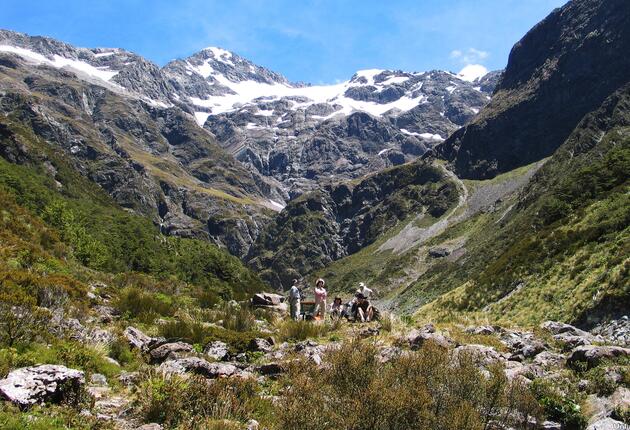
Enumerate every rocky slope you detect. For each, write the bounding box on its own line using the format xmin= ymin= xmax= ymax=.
xmin=0 ymin=30 xmax=288 ymax=257
xmin=430 ymin=0 xmax=630 ymax=179
xmin=246 ymin=161 xmax=459 ymax=289
xmin=0 ymin=29 xmax=498 ymax=255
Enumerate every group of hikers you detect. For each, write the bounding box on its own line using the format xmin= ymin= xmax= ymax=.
xmin=287 ymin=278 xmax=377 ymax=322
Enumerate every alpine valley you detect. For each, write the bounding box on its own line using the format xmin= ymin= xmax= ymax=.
xmin=0 ymin=0 xmax=628 ymax=429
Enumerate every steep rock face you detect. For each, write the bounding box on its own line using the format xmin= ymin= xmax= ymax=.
xmin=431 ymin=0 xmax=630 ymax=179
xmin=246 ymin=161 xmax=458 ymax=289
xmin=0 ymin=46 xmax=282 ymax=257
xmin=197 ymin=68 xmax=495 ymax=196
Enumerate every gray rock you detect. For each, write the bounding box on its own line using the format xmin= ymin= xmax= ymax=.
xmin=568 ymin=345 xmax=630 ymax=369
xmin=249 ymin=338 xmax=273 ymax=353
xmin=137 ymin=424 xmax=163 ymax=430
xmin=465 ymin=325 xmax=495 ymax=335
xmin=149 ymin=342 xmax=193 ymax=364
xmin=160 ymin=357 xmax=239 ymax=378
xmin=533 ymin=351 xmax=566 ymax=368
xmin=454 ymin=344 xmax=505 ymax=367
xmin=407 ymin=330 xmax=453 ymax=350
xmin=89 ymin=373 xmax=107 ymax=386
xmin=123 ymin=326 xmax=153 ymax=350
xmin=428 ymin=247 xmax=450 ymax=258
xmin=203 ymin=341 xmax=230 ymax=361
xmin=541 ymin=421 xmax=562 ymax=430
xmin=586 ymin=417 xmax=627 ymax=430
xmin=246 ymin=419 xmax=260 ymax=430
xmin=256 ymin=363 xmax=284 ymax=376
xmin=0 ymin=365 xmax=85 ymax=407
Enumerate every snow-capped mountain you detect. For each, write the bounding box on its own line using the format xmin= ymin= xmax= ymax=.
xmin=0 ymin=29 xmax=500 ymax=197
xmin=164 ymin=46 xmax=499 ymax=195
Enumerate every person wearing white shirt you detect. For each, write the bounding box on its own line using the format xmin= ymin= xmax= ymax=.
xmin=288 ymin=279 xmax=301 ymax=320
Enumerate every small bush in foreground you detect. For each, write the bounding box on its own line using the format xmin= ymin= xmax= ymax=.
xmin=276 ymin=320 xmax=330 ymax=342
xmin=135 ymin=371 xmax=271 ymax=428
xmin=276 ymin=339 xmax=541 ymax=430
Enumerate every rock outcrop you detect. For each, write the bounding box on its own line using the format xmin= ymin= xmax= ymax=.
xmin=0 ymin=365 xmax=85 ymax=407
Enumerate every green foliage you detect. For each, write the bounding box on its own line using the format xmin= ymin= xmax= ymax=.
xmin=531 ymin=379 xmax=587 ymax=430
xmin=135 ymin=372 xmax=271 ymax=428
xmin=0 ymin=340 xmax=120 ymax=380
xmin=0 ymin=403 xmax=108 ymax=430
xmin=0 ymin=286 xmax=51 ymax=347
xmin=276 ymin=320 xmax=330 ymax=342
xmin=276 ymin=340 xmax=540 ymax=430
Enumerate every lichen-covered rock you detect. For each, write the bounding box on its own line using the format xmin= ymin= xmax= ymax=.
xmin=124 ymin=326 xmax=153 ymax=350
xmin=586 ymin=417 xmax=627 ymax=430
xmin=407 ymin=330 xmax=453 ymax=350
xmin=160 ymin=358 xmax=239 ymax=379
xmin=568 ymin=345 xmax=630 ymax=369
xmin=0 ymin=365 xmax=85 ymax=407
xmin=204 ymin=341 xmax=230 ymax=361
xmin=148 ymin=342 xmax=193 ymax=363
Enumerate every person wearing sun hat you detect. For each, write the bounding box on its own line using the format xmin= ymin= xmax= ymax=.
xmin=313 ymin=278 xmax=328 ymax=320
xmin=358 ymin=282 xmax=373 ymax=299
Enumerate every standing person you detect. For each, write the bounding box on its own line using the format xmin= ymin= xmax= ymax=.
xmin=288 ymin=279 xmax=301 ymax=321
xmin=313 ymin=278 xmax=328 ymax=320
xmin=358 ymin=282 xmax=373 ymax=299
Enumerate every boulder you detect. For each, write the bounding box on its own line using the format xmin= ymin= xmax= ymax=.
xmin=0 ymin=365 xmax=85 ymax=407
xmin=249 ymin=338 xmax=273 ymax=353
xmin=428 ymin=247 xmax=450 ymax=258
xmin=160 ymin=358 xmax=239 ymax=378
xmin=89 ymin=373 xmax=107 ymax=386
xmin=541 ymin=321 xmax=590 ymax=336
xmin=465 ymin=325 xmax=495 ymax=336
xmin=378 ymin=346 xmax=403 ymax=363
xmin=568 ymin=345 xmax=630 ymax=369
xmin=251 ymin=292 xmax=285 ymax=306
xmin=533 ymin=351 xmax=566 ymax=368
xmin=541 ymin=422 xmax=562 ymax=430
xmin=124 ymin=326 xmax=153 ymax=350
xmin=407 ymin=330 xmax=453 ymax=350
xmin=148 ymin=342 xmax=193 ymax=364
xmin=586 ymin=418 xmax=626 ymax=430
xmin=554 ymin=333 xmax=592 ymax=349
xmin=256 ymin=363 xmax=284 ymax=376
xmin=454 ymin=344 xmax=504 ymax=366
xmin=204 ymin=341 xmax=230 ymax=361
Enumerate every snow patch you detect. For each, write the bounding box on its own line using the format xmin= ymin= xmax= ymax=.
xmin=457 ymin=64 xmax=488 ymax=82
xmin=0 ymin=45 xmax=118 ymax=81
xmin=194 ymin=112 xmax=211 ymax=126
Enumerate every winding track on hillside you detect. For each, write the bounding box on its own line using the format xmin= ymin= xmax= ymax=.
xmin=377 ymin=163 xmax=468 ymax=255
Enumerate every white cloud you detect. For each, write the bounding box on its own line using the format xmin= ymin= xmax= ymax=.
xmin=450 ymin=47 xmax=489 ymax=65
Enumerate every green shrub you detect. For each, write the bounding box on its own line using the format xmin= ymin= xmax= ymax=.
xmin=276 ymin=320 xmax=330 ymax=342
xmin=0 ymin=403 xmax=108 ymax=430
xmin=0 ymin=286 xmax=51 ymax=347
xmin=115 ymin=287 xmax=174 ymax=321
xmin=135 ymin=371 xmax=271 ymax=428
xmin=276 ymin=339 xmax=540 ymax=430
xmin=531 ymin=379 xmax=587 ymax=430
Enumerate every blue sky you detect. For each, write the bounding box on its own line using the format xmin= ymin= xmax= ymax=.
xmin=1 ymin=0 xmax=567 ymax=84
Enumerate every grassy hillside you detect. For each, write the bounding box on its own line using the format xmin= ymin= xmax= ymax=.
xmin=410 ymin=85 xmax=630 ymax=325
xmin=0 ymin=117 xmax=266 ymax=304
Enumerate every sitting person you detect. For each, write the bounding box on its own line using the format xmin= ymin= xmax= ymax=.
xmin=355 ymin=294 xmax=374 ymax=322
xmin=350 ymin=294 xmax=374 ymax=322
xmin=330 ymin=297 xmax=344 ymax=319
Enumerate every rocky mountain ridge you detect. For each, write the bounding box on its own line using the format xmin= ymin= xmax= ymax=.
xmin=0 ymin=29 xmax=499 ymax=199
